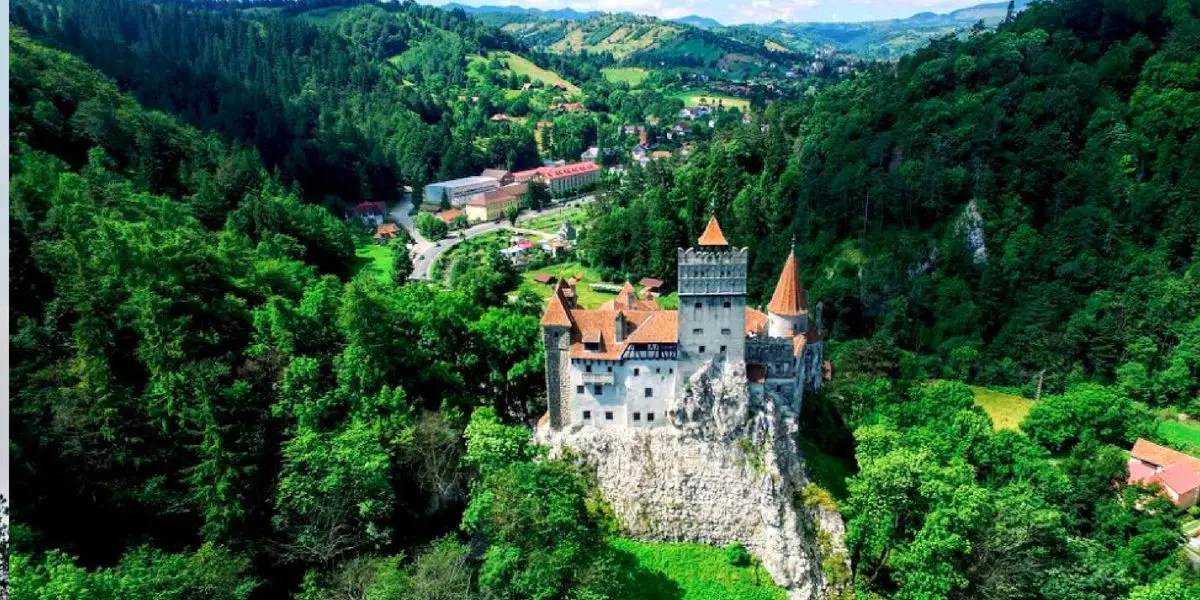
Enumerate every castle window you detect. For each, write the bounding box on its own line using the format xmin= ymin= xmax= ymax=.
xmin=583 ymin=410 xmax=591 ymax=420
xmin=655 ymin=367 xmax=661 ymax=374
xmin=698 ymin=346 xmax=706 ymax=353
xmin=593 ymin=385 xmax=603 ymax=395
xmin=605 ymin=411 xmax=613 ymax=421
xmin=647 ymin=412 xmax=655 ymax=422
xmin=607 ymin=366 xmax=612 ymax=373
xmin=720 ymin=345 xmax=727 ymax=353
xmin=633 ymin=412 xmax=641 ymax=421
xmin=644 ymin=388 xmax=653 ymax=398
xmin=693 ymin=302 xmax=702 ymax=319
xmin=669 ymin=368 xmax=674 ymax=374
xmin=576 ymin=385 xmax=584 ymax=394
xmin=692 ymin=328 xmax=703 ymax=335
xmin=721 ymin=328 xmax=732 ymax=335
xmin=723 ymin=301 xmax=731 ymax=309
xmin=586 ymin=365 xmax=592 ymax=373
xmin=634 ymin=368 xmax=640 ymax=376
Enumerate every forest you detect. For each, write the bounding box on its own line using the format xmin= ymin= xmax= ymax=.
xmin=8 ymin=0 xmax=1200 ymax=599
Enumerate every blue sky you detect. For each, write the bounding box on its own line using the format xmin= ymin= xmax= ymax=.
xmin=429 ymin=0 xmax=993 ymax=25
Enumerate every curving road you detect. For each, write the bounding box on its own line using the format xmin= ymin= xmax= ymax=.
xmin=391 ymin=196 xmax=593 ymax=280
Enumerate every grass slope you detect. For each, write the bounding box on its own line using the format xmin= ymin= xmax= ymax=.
xmin=489 ymin=51 xmax=580 ymax=93
xmin=1158 ymin=419 xmax=1200 ymax=454
xmin=612 ymin=539 xmax=788 ymax=600
xmin=353 ymin=242 xmax=395 ymax=284
xmin=672 ymin=90 xmax=751 ymax=112
xmin=970 ymin=385 xmax=1034 ymax=430
xmin=601 ymin=66 xmax=650 ymax=86
xmin=518 ymin=261 xmax=624 ymax=309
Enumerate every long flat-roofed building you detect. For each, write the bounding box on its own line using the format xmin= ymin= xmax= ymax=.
xmin=424 ymin=175 xmax=501 ymax=207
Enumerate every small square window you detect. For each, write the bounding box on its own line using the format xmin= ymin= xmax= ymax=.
xmin=693 ymin=328 xmax=703 ymax=335
xmin=645 ymin=388 xmax=653 ymax=398
xmin=576 ymin=385 xmax=584 ymax=394
xmin=647 ymin=412 xmax=655 ymax=422
xmin=607 ymin=366 xmax=612 ymax=372
xmin=723 ymin=301 xmax=731 ymax=309
xmin=656 ymin=367 xmax=661 ymax=374
xmin=586 ymin=365 xmax=592 ymax=373
xmin=698 ymin=346 xmax=706 ymax=353
xmin=605 ymin=411 xmax=613 ymax=421
xmin=583 ymin=410 xmax=592 ymax=420
xmin=633 ymin=412 xmax=641 ymax=421
xmin=593 ymin=385 xmax=603 ymax=395
xmin=720 ymin=345 xmax=727 ymax=353
xmin=669 ymin=368 xmax=674 ymax=374
xmin=721 ymin=328 xmax=731 ymax=335
xmin=634 ymin=368 xmax=640 ymax=376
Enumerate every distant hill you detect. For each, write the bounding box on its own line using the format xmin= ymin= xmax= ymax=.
xmin=673 ymin=15 xmax=722 ymax=30
xmin=442 ymin=3 xmax=601 ymax=21
xmin=749 ymin=0 xmax=1031 ymax=58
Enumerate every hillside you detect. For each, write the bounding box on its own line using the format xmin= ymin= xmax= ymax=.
xmin=750 ymin=0 xmax=1031 ymax=58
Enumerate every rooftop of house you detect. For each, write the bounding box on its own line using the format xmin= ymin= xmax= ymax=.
xmin=480 ymin=168 xmax=511 ymax=180
xmin=467 ymin=183 xmax=527 ymax=207
xmin=514 ymin=161 xmax=600 ymax=182
xmin=1131 ymin=438 xmax=1200 ymax=472
xmin=435 ymin=209 xmax=462 ymax=224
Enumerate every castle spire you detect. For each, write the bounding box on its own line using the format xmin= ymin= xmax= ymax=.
xmin=767 ymin=248 xmax=807 ymax=317
xmin=541 ymin=281 xmax=574 ymax=327
xmin=697 ymin=215 xmax=728 ymax=247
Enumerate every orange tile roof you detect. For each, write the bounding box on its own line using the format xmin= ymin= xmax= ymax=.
xmin=435 ymin=209 xmax=462 ymax=224
xmin=697 ymin=215 xmax=728 ymax=246
xmin=1158 ymin=464 xmax=1200 ymax=495
xmin=615 ymin=282 xmax=636 ymax=308
xmin=622 ymin=311 xmax=678 ymax=344
xmin=467 ymin=183 xmax=527 ymax=207
xmin=767 ymin=249 xmax=807 ymax=317
xmin=375 ymin=223 xmax=400 ymax=237
xmin=1131 ymin=438 xmax=1200 ymax=472
xmin=745 ymin=308 xmax=768 ymax=335
xmin=792 ymin=334 xmax=807 ymax=357
xmin=541 ymin=281 xmax=573 ymax=327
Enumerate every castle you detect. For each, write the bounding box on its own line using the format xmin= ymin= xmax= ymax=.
xmin=540 ymin=216 xmax=824 ymax=429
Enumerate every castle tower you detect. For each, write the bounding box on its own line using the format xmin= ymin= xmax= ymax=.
xmin=766 ymin=246 xmax=808 ymax=338
xmin=541 ymin=281 xmax=574 ymax=428
xmin=677 ymin=216 xmax=748 ymax=381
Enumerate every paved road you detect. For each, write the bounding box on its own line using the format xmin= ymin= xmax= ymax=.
xmin=392 ymin=196 xmax=594 ymax=280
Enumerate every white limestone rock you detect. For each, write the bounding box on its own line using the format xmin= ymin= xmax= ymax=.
xmin=540 ymin=360 xmax=849 ymax=600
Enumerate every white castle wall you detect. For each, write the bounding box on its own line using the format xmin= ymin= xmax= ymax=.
xmin=570 ymin=358 xmax=676 ymax=427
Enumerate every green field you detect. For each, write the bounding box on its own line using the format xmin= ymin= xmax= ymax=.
xmin=295 ymin=5 xmax=348 ymax=24
xmin=611 ymin=539 xmax=787 ymax=600
xmin=353 ymin=242 xmax=395 ymax=284
xmin=602 ymin=67 xmax=650 ymax=86
xmin=970 ymin=385 xmax=1034 ymax=431
xmin=477 ymin=51 xmax=580 ymax=93
xmin=672 ymin=90 xmax=751 ymax=112
xmin=1159 ymin=418 xmax=1200 ymax=453
xmin=522 ymin=206 xmax=590 ymax=233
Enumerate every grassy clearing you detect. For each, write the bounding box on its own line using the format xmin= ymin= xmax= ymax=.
xmin=295 ymin=6 xmax=348 ymax=25
xmin=518 ymin=261 xmax=623 ymax=309
xmin=601 ymin=67 xmax=650 ymax=86
xmin=970 ymin=385 xmax=1034 ymax=431
xmin=522 ymin=206 xmax=590 ymax=233
xmin=799 ymin=439 xmax=854 ymax=502
xmin=1159 ymin=418 xmax=1200 ymax=454
xmin=488 ymin=51 xmax=579 ymax=93
xmin=672 ymin=90 xmax=751 ymax=112
xmin=612 ymin=539 xmax=787 ymax=600
xmin=353 ymin=242 xmax=394 ymax=284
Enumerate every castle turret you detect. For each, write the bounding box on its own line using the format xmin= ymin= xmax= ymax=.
xmin=766 ymin=247 xmax=808 ymax=338
xmin=541 ymin=281 xmax=574 ymax=428
xmin=677 ymin=216 xmax=747 ymax=381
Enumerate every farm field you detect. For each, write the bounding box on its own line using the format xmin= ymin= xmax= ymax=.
xmin=1158 ymin=418 xmax=1200 ymax=454
xmin=970 ymin=385 xmax=1034 ymax=431
xmin=602 ymin=66 xmax=650 ymax=86
xmin=611 ymin=539 xmax=787 ymax=600
xmin=672 ymin=90 xmax=751 ymax=111
xmin=522 ymin=206 xmax=590 ymax=233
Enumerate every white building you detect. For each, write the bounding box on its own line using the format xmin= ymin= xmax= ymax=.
xmin=541 ymin=216 xmax=825 ymax=430
xmin=424 ymin=175 xmax=500 ymax=207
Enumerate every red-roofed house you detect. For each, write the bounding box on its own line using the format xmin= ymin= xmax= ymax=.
xmin=435 ymin=209 xmax=463 ymax=225
xmin=1127 ymin=438 xmax=1200 ymax=508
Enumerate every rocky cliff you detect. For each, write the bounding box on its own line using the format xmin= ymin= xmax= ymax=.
xmin=539 ymin=360 xmax=850 ymax=600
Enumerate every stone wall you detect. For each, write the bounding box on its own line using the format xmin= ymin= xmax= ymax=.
xmin=540 ymin=359 xmax=848 ymax=600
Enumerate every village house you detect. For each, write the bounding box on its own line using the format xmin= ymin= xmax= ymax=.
xmin=374 ymin=223 xmax=400 ymax=243
xmin=479 ymin=168 xmax=515 ymax=186
xmin=1127 ymin=438 xmax=1200 ymax=509
xmin=350 ymin=201 xmax=387 ymax=226
xmin=540 ymin=216 xmax=824 ymax=430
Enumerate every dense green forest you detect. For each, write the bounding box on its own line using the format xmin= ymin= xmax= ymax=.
xmin=8 ymin=0 xmax=1200 ymax=599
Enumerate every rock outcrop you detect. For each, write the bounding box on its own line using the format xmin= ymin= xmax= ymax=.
xmin=539 ymin=360 xmax=849 ymax=600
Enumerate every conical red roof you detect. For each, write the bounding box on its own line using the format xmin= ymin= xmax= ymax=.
xmin=767 ymin=249 xmax=807 ymax=317
xmin=697 ymin=215 xmax=728 ymax=246
xmin=541 ymin=281 xmax=573 ymax=327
